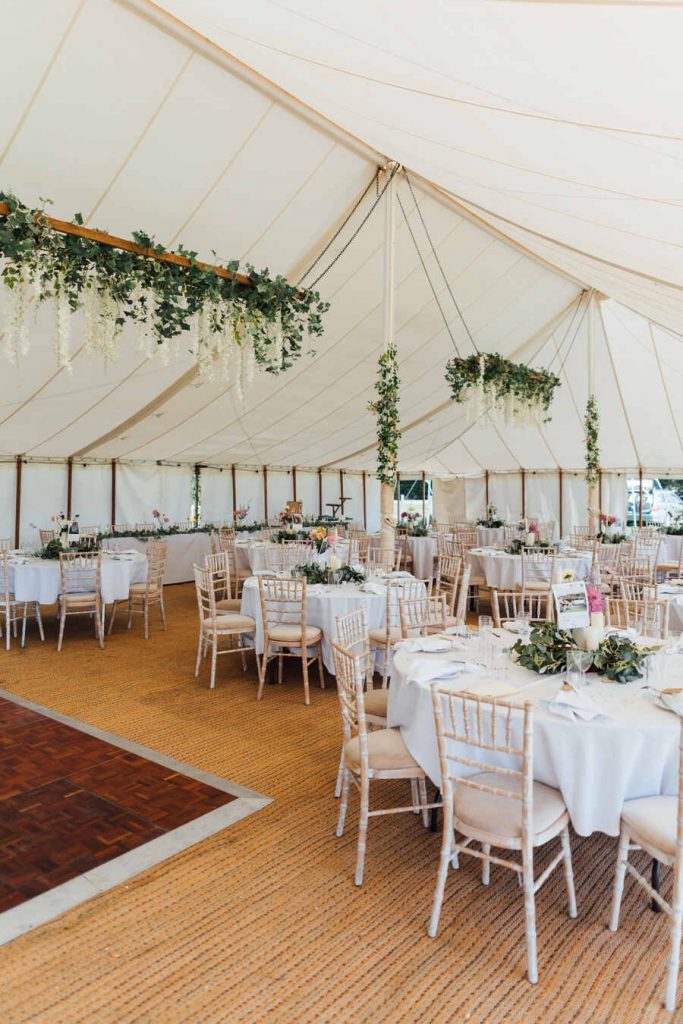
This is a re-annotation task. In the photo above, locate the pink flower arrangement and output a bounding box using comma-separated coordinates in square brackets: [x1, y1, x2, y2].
[586, 584, 606, 614]
[600, 514, 618, 526]
[529, 521, 539, 534]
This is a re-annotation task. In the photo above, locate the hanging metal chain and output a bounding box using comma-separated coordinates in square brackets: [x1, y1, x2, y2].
[396, 192, 462, 357]
[405, 172, 479, 355]
[297, 165, 397, 290]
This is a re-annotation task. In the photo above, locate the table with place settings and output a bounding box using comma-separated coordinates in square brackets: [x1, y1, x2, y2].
[10, 550, 148, 605]
[388, 631, 683, 836]
[234, 539, 351, 575]
[467, 547, 593, 589]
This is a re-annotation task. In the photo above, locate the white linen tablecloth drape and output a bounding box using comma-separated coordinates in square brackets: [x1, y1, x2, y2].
[658, 534, 683, 564]
[388, 644, 683, 836]
[11, 552, 147, 604]
[407, 537, 438, 580]
[234, 541, 350, 574]
[467, 548, 593, 589]
[106, 534, 210, 584]
[475, 526, 506, 547]
[240, 578, 387, 674]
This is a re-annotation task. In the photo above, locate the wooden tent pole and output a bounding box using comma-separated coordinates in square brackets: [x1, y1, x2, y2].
[639, 467, 644, 528]
[111, 460, 116, 529]
[292, 466, 297, 502]
[380, 164, 399, 553]
[559, 470, 563, 537]
[485, 469, 489, 508]
[362, 471, 367, 529]
[263, 466, 268, 523]
[231, 464, 237, 520]
[14, 456, 22, 549]
[318, 469, 323, 517]
[193, 463, 201, 526]
[521, 469, 526, 519]
[421, 471, 426, 523]
[66, 458, 73, 520]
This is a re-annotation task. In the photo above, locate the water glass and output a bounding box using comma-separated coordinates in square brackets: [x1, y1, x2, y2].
[491, 646, 509, 681]
[566, 649, 593, 687]
[513, 609, 532, 634]
[478, 615, 493, 637]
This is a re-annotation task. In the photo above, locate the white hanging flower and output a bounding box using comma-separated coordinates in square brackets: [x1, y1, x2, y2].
[2, 269, 32, 363]
[82, 270, 99, 355]
[98, 287, 122, 363]
[132, 283, 157, 358]
[55, 284, 71, 371]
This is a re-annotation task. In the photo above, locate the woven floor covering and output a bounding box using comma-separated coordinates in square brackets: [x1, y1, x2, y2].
[0, 583, 677, 1024]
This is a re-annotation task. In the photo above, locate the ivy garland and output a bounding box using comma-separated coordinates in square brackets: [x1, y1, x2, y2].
[585, 394, 600, 484]
[445, 353, 560, 425]
[0, 192, 328, 392]
[369, 343, 401, 487]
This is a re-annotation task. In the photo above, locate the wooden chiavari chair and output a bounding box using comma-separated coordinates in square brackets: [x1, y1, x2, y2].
[257, 577, 324, 705]
[203, 551, 241, 612]
[217, 531, 251, 598]
[264, 542, 308, 573]
[366, 547, 399, 573]
[0, 551, 44, 650]
[520, 548, 556, 594]
[193, 565, 257, 689]
[657, 542, 683, 582]
[399, 594, 448, 637]
[606, 596, 669, 639]
[349, 533, 371, 565]
[610, 719, 683, 1011]
[38, 528, 56, 547]
[57, 551, 103, 652]
[434, 553, 462, 619]
[108, 539, 168, 639]
[394, 531, 414, 573]
[504, 525, 521, 544]
[369, 578, 429, 687]
[428, 688, 576, 982]
[333, 641, 432, 885]
[429, 521, 451, 535]
[535, 521, 556, 544]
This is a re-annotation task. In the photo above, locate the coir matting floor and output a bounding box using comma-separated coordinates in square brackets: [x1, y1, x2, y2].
[0, 690, 269, 944]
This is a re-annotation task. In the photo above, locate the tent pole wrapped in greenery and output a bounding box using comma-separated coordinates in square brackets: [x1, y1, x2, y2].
[0, 192, 328, 393]
[445, 352, 560, 426]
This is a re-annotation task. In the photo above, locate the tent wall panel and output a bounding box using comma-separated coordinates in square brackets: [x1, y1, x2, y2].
[525, 474, 560, 536]
[488, 475, 522, 523]
[342, 472, 363, 527]
[432, 478, 467, 524]
[267, 470, 293, 518]
[601, 473, 628, 525]
[115, 464, 192, 526]
[0, 462, 16, 543]
[321, 471, 341, 517]
[365, 476, 381, 533]
[465, 477, 487, 523]
[295, 471, 319, 518]
[563, 474, 589, 533]
[235, 469, 264, 524]
[199, 467, 233, 525]
[20, 462, 68, 546]
[72, 463, 113, 531]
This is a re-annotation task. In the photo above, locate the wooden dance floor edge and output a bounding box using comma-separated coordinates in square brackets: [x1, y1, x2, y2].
[0, 688, 272, 947]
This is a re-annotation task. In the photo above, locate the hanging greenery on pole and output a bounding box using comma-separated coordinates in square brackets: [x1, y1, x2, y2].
[445, 353, 560, 426]
[0, 191, 328, 392]
[585, 394, 600, 484]
[369, 344, 401, 486]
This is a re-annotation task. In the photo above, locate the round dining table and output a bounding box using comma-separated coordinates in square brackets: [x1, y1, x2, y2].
[467, 547, 593, 589]
[388, 635, 683, 836]
[10, 550, 148, 605]
[234, 540, 350, 575]
[475, 526, 506, 547]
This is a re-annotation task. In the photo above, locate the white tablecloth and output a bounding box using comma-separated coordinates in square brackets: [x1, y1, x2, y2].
[11, 552, 148, 604]
[467, 548, 593, 589]
[659, 534, 683, 564]
[475, 526, 506, 547]
[408, 536, 438, 580]
[240, 577, 388, 674]
[106, 533, 210, 584]
[235, 541, 351, 574]
[388, 641, 683, 836]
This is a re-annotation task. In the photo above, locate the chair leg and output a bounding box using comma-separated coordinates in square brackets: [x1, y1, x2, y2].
[410, 778, 419, 814]
[95, 601, 104, 648]
[382, 639, 390, 688]
[209, 635, 218, 689]
[522, 851, 538, 984]
[334, 747, 345, 798]
[610, 828, 631, 932]
[159, 593, 167, 631]
[21, 603, 28, 648]
[108, 601, 118, 636]
[57, 604, 66, 652]
[143, 599, 149, 640]
[561, 826, 577, 918]
[301, 649, 310, 706]
[482, 844, 491, 885]
[666, 876, 683, 1011]
[127, 598, 133, 629]
[336, 768, 351, 837]
[317, 640, 325, 689]
[355, 776, 370, 886]
[5, 604, 10, 651]
[256, 641, 269, 700]
[34, 602, 44, 642]
[418, 777, 429, 828]
[429, 801, 453, 937]
[195, 628, 204, 677]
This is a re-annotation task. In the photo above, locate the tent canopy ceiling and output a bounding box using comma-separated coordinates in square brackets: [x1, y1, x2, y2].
[0, 0, 681, 475]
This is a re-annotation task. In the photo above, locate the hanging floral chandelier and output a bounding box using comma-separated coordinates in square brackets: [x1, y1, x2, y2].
[445, 352, 561, 427]
[0, 191, 328, 397]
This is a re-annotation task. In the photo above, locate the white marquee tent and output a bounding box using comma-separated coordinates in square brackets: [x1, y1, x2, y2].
[1, 0, 682, 541]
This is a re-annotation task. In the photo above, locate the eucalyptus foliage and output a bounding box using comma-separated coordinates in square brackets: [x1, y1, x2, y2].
[446, 353, 560, 425]
[292, 563, 365, 585]
[584, 395, 600, 484]
[0, 191, 328, 386]
[512, 623, 653, 683]
[370, 343, 401, 487]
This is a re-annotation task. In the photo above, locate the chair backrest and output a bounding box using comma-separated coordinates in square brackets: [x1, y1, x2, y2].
[618, 575, 657, 602]
[431, 686, 532, 838]
[385, 578, 429, 629]
[399, 594, 448, 637]
[521, 548, 556, 588]
[607, 596, 669, 639]
[264, 543, 307, 572]
[209, 529, 219, 555]
[0, 551, 10, 600]
[367, 547, 398, 572]
[454, 564, 472, 625]
[536, 521, 556, 544]
[79, 525, 99, 537]
[39, 528, 56, 546]
[492, 590, 551, 628]
[570, 526, 592, 541]
[620, 555, 656, 584]
[204, 550, 232, 593]
[597, 542, 621, 567]
[503, 525, 520, 544]
[59, 552, 101, 594]
[332, 641, 368, 758]
[457, 531, 477, 553]
[174, 521, 193, 532]
[335, 608, 373, 682]
[194, 564, 218, 623]
[136, 523, 153, 533]
[258, 576, 307, 634]
[350, 534, 371, 563]
[146, 539, 168, 587]
[435, 553, 462, 616]
[430, 521, 451, 535]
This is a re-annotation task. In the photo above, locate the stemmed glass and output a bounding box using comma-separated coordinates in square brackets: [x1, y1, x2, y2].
[566, 649, 593, 688]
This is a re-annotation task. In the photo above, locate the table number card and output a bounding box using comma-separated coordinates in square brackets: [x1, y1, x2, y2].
[552, 582, 590, 629]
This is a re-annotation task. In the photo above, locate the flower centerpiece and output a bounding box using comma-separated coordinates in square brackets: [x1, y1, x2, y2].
[573, 585, 606, 652]
[51, 511, 79, 549]
[310, 526, 337, 554]
[597, 514, 624, 541]
[477, 504, 505, 529]
[234, 504, 250, 525]
[512, 623, 654, 683]
[152, 509, 170, 531]
[519, 518, 538, 546]
[445, 353, 560, 426]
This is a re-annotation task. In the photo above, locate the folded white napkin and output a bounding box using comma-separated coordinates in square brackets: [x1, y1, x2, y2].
[253, 569, 275, 577]
[361, 581, 386, 595]
[659, 691, 683, 715]
[542, 684, 611, 722]
[395, 635, 465, 654]
[387, 571, 413, 579]
[408, 656, 484, 687]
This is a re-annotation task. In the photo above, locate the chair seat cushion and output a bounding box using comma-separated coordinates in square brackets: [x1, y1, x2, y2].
[268, 624, 322, 644]
[344, 727, 418, 772]
[203, 614, 255, 631]
[622, 795, 677, 859]
[522, 582, 551, 593]
[364, 688, 389, 719]
[61, 592, 98, 605]
[368, 626, 403, 645]
[657, 562, 678, 572]
[129, 583, 162, 596]
[454, 771, 566, 840]
[468, 576, 486, 588]
[216, 597, 242, 612]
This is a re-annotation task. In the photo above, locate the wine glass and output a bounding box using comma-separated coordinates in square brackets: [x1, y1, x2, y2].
[566, 649, 593, 688]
